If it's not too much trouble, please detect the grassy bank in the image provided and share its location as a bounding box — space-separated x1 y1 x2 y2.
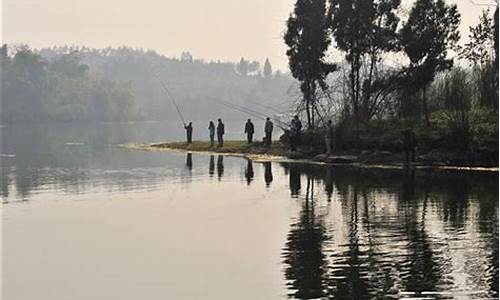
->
144 136 498 169
150 140 289 157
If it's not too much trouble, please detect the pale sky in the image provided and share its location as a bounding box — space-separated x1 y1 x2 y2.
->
2 0 496 71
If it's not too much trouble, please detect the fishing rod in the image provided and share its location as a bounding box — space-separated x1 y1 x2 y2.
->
149 67 186 125
244 98 289 114
207 97 290 130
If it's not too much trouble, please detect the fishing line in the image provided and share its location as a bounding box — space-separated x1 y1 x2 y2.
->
148 66 186 125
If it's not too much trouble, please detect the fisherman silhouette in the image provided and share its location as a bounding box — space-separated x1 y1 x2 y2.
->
245 159 254 185
217 119 225 147
293 115 302 144
265 117 274 146
289 119 298 152
184 122 193 144
208 121 215 147
244 119 255 144
402 128 416 167
264 161 273 187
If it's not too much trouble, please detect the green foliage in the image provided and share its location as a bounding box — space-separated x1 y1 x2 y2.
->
1 46 136 123
398 0 461 126
328 0 401 120
460 9 495 66
284 0 337 128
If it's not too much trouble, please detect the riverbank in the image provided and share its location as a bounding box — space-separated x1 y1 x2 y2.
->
126 140 499 171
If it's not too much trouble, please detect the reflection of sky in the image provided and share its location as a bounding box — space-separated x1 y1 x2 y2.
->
2 123 498 300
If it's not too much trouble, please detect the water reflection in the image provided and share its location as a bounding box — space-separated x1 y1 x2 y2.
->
263 162 273 188
280 163 498 299
286 164 301 197
283 175 328 299
244 160 254 185
186 153 193 171
209 155 215 177
2 122 498 299
216 155 224 180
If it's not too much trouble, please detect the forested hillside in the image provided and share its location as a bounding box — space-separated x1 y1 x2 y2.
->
1 45 297 124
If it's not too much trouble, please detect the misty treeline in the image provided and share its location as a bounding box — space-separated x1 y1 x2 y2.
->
1 45 136 123
285 0 498 155
1 45 295 124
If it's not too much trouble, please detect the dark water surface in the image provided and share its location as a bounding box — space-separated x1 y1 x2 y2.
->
1 122 498 300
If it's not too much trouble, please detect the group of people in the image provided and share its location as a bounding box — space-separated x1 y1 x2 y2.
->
183 115 337 155
184 117 275 147
244 117 274 146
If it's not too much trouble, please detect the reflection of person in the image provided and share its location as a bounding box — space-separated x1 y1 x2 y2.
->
184 122 193 144
289 165 301 196
209 155 215 176
217 119 225 147
217 155 224 179
244 119 255 144
245 160 254 185
402 168 416 201
208 121 215 147
264 117 273 146
325 167 333 201
186 153 193 170
264 161 273 187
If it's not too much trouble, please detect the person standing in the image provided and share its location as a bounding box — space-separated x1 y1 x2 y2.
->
184 122 193 144
208 121 215 147
264 117 274 146
294 115 302 144
244 119 255 144
325 120 334 155
402 129 416 167
289 119 297 152
217 118 225 147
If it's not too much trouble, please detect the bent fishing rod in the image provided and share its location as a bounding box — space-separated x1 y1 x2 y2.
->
206 97 290 130
148 67 186 126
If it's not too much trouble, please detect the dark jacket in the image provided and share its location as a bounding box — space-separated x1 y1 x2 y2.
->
217 122 225 135
326 124 334 139
244 122 254 134
265 120 273 133
208 124 215 136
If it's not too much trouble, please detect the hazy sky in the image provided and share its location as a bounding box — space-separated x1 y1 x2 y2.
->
2 0 497 71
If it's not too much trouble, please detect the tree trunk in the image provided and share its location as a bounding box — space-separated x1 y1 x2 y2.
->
350 60 358 121
422 86 430 127
306 99 311 129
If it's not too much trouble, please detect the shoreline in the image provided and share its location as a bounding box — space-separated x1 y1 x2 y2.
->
123 140 499 172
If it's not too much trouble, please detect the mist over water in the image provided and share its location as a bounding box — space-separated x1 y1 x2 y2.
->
2 122 498 299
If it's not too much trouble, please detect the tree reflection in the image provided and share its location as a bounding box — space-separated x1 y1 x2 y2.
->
399 171 443 296
280 165 497 299
282 174 328 299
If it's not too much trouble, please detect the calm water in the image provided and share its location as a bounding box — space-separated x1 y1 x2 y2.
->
1 122 498 300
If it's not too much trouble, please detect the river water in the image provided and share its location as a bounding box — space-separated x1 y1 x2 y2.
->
1 122 498 300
